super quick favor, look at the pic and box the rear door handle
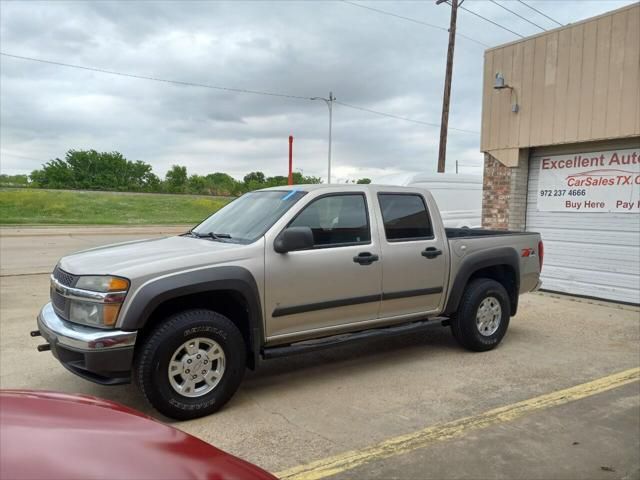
[353,252,379,265]
[421,247,442,259]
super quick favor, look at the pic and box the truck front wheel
[134,309,246,420]
[450,278,510,352]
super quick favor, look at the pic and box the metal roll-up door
[525,144,640,304]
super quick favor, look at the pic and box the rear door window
[378,193,433,241]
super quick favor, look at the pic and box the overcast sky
[0,0,635,182]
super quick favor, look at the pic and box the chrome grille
[51,266,74,320]
[53,266,77,287]
[52,290,66,311]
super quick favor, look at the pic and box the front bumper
[36,303,137,385]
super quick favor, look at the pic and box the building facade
[480,3,639,304]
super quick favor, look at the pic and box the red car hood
[0,390,276,480]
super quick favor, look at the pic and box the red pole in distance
[288,135,294,185]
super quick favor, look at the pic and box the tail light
[538,240,544,271]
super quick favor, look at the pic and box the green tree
[165,165,188,193]
[29,150,159,192]
[205,172,240,196]
[296,173,322,184]
[242,171,266,192]
[243,171,265,185]
[187,174,208,195]
[30,158,73,188]
[143,172,162,192]
[265,175,288,188]
[0,174,29,187]
[243,180,262,192]
[356,178,371,184]
[125,160,157,191]
[25,149,323,195]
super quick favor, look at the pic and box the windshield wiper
[186,230,232,241]
[203,232,232,240]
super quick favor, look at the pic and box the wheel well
[468,265,518,315]
[137,290,256,369]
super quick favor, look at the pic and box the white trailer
[373,173,483,228]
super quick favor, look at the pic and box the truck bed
[445,227,542,296]
[445,227,538,239]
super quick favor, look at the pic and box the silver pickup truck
[34,184,542,419]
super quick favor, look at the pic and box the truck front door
[264,191,382,342]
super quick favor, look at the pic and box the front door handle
[421,247,442,259]
[353,252,379,265]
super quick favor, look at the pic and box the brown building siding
[479,4,640,304]
[481,3,640,158]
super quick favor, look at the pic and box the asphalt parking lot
[1,226,639,479]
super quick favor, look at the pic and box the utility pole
[436,0,460,173]
[311,92,335,183]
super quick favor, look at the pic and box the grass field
[0,188,232,225]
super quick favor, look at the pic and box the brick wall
[481,153,529,231]
[508,157,529,231]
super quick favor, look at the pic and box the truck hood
[59,235,250,277]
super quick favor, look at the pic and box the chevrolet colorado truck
[33,184,543,419]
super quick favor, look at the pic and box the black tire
[134,309,245,420]
[450,278,510,352]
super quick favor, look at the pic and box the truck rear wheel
[134,309,245,420]
[450,278,510,352]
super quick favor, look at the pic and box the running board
[262,318,446,359]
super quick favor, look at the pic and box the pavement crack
[271,409,339,446]
[0,272,50,278]
[245,393,339,447]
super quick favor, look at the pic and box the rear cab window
[289,193,371,247]
[377,193,433,241]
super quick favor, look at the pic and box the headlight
[69,301,122,328]
[62,275,129,328]
[75,276,129,292]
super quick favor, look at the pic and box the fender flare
[120,266,263,367]
[443,247,520,316]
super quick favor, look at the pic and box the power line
[342,1,449,32]
[341,0,489,47]
[489,0,547,32]
[335,101,480,135]
[1,51,479,136]
[457,2,526,38]
[448,1,526,38]
[0,52,313,100]
[516,0,564,28]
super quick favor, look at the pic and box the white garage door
[526,147,640,305]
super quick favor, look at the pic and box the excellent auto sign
[537,148,640,213]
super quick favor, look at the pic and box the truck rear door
[374,190,449,318]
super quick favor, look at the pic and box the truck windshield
[191,190,306,243]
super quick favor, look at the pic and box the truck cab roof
[258,183,426,193]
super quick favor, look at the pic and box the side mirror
[274,226,314,253]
